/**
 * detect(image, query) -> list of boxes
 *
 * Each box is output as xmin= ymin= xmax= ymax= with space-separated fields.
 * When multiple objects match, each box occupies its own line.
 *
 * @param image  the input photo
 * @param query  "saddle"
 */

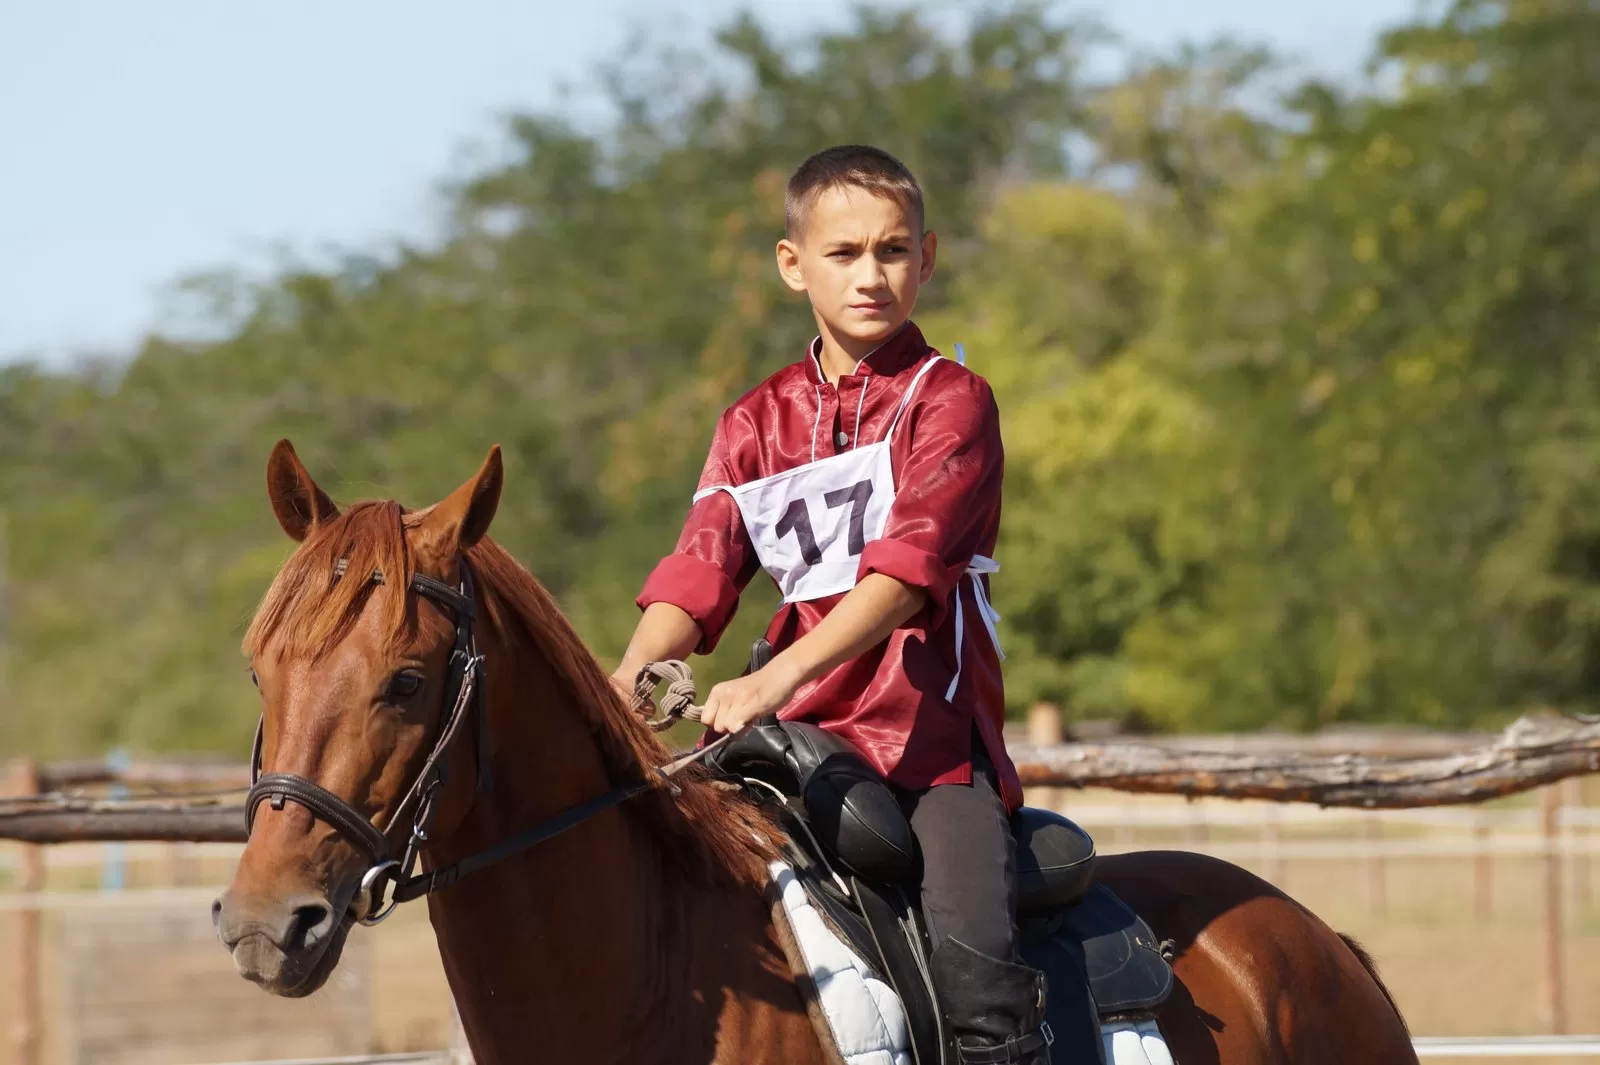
xmin=706 ymin=711 xmax=1174 ymax=1065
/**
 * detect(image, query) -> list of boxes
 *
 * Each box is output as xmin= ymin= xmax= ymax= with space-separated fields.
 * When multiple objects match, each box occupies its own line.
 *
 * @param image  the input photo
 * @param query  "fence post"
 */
xmin=1263 ymin=804 xmax=1284 ymax=888
xmin=1562 ymin=777 xmax=1588 ymax=914
xmin=1541 ymin=784 xmax=1566 ymax=1034
xmin=1474 ymin=813 xmax=1493 ymax=919
xmin=1365 ymin=813 xmax=1385 ymax=914
xmin=1026 ymin=703 xmax=1063 ymax=812
xmin=7 ymin=758 xmax=43 ymax=1065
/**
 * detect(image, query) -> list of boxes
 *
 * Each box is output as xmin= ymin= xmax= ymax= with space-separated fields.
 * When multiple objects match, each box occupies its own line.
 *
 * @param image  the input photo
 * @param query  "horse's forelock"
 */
xmin=243 ymin=500 xmax=416 ymax=663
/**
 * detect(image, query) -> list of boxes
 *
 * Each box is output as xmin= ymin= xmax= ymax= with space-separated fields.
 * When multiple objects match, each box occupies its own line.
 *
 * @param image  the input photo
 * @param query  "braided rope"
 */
xmin=632 ymin=660 xmax=704 ymax=732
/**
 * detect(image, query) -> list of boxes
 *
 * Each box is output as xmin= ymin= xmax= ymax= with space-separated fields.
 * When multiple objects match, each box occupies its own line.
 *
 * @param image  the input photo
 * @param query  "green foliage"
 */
xmin=4 ymin=1 xmax=1599 ymax=755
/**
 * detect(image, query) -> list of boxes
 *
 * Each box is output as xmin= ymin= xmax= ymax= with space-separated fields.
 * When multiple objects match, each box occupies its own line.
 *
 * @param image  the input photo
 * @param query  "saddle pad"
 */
xmin=771 ymin=860 xmax=913 ymax=1065
xmin=1101 ymin=1020 xmax=1175 ymax=1065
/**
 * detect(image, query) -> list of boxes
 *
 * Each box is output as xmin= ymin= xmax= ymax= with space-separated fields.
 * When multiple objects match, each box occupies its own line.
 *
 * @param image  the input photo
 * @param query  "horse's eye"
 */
xmin=387 ymin=672 xmax=424 ymax=699
xmin=249 ymin=668 xmax=259 ymax=689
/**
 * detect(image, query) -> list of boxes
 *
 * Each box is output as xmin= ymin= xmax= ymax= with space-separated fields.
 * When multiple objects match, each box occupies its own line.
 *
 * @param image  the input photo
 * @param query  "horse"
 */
xmin=213 ymin=439 xmax=1418 ymax=1065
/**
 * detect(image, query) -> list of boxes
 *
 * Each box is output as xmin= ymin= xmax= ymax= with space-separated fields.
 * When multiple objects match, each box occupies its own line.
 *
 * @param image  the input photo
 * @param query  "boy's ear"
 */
xmin=919 ymin=230 xmax=938 ymax=285
xmin=775 ymin=238 xmax=808 ymax=294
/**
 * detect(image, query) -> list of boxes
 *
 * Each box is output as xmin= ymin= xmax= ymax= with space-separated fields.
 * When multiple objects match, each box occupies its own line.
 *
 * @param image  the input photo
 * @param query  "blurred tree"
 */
xmin=6 ymin=0 xmax=1600 ymax=756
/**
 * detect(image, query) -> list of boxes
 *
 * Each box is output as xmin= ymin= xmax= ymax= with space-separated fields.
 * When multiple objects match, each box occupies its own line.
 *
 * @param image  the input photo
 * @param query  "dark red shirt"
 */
xmin=636 ymin=321 xmax=1021 ymax=811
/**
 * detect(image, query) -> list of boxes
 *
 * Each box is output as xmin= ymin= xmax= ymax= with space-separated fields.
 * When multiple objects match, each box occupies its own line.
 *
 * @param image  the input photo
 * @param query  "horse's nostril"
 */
xmin=211 ymin=897 xmax=223 ymax=927
xmin=287 ymin=901 xmax=334 ymax=950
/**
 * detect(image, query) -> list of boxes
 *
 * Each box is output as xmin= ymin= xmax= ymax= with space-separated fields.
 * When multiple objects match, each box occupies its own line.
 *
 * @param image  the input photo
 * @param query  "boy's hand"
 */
xmin=699 ymin=662 xmax=802 ymax=734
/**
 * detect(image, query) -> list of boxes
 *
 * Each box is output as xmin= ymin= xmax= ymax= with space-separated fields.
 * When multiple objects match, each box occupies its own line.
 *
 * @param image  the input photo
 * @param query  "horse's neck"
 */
xmin=421 ymin=636 xmax=753 ymax=1064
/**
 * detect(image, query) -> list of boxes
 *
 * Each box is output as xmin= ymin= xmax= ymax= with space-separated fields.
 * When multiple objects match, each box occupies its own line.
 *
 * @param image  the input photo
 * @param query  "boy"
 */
xmin=613 ymin=145 xmax=1050 ymax=1064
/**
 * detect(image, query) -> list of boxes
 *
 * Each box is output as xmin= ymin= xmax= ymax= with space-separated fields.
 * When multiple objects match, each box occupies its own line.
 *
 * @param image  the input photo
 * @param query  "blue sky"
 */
xmin=0 ymin=0 xmax=1424 ymax=365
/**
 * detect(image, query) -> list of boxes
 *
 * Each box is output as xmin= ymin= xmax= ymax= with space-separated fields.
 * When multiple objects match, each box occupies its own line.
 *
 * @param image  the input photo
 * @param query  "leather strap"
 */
xmin=390 ymin=779 xmax=651 ymax=902
xmin=247 ymin=772 xmax=392 ymax=862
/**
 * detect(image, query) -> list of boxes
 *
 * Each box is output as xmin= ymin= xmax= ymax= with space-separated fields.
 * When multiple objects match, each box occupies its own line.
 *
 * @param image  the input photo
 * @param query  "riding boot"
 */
xmin=930 ymin=936 xmax=1053 ymax=1065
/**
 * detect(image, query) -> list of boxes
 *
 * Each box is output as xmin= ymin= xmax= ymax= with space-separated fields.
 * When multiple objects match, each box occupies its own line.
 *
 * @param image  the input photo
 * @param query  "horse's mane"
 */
xmin=243 ymin=500 xmax=776 ymax=887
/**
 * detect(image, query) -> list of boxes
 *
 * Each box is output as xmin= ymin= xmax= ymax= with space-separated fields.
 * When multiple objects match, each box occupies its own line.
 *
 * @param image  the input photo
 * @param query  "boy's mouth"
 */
xmin=850 ymin=300 xmax=893 ymax=315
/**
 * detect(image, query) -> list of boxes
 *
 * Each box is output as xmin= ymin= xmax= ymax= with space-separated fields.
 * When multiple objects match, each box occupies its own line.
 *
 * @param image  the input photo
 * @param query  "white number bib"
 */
xmin=695 ymin=354 xmax=1004 ymax=698
xmin=695 ymin=357 xmax=939 ymax=603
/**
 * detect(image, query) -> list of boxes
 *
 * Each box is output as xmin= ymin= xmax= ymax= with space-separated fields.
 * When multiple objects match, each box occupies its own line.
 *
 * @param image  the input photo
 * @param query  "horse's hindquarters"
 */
xmin=1092 ymin=850 xmax=1419 ymax=1064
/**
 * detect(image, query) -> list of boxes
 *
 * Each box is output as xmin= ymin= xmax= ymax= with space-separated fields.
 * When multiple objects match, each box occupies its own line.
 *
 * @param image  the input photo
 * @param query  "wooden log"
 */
xmin=0 ymin=801 xmax=246 ymax=844
xmin=37 ymin=759 xmax=249 ymax=793
xmin=5 ymin=711 xmax=1600 ymax=844
xmin=1007 ymin=710 xmax=1600 ymax=809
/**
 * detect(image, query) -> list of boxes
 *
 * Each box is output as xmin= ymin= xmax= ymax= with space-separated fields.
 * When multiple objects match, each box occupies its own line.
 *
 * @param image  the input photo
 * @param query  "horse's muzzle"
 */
xmin=212 ymin=887 xmax=350 ymax=997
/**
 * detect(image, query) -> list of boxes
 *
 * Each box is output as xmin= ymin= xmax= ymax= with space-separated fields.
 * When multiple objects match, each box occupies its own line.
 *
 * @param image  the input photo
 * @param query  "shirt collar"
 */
xmin=804 ymin=321 xmax=929 ymax=384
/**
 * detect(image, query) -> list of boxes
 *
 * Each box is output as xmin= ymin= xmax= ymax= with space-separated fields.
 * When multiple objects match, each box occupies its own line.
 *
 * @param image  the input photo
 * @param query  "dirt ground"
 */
xmin=3 ymin=788 xmax=1598 ymax=1065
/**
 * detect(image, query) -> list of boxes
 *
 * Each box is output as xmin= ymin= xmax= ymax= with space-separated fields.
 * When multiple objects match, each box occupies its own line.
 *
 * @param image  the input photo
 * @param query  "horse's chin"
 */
xmin=230 ymin=918 xmax=352 ymax=999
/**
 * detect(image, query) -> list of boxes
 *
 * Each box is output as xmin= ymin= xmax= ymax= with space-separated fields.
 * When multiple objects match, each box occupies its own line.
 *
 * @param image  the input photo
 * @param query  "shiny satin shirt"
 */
xmin=636 ymin=321 xmax=1022 ymax=810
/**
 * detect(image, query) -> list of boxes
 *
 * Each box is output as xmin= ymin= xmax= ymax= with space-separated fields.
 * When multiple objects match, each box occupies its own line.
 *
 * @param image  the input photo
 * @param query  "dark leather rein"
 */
xmin=244 ymin=559 xmax=708 ymax=925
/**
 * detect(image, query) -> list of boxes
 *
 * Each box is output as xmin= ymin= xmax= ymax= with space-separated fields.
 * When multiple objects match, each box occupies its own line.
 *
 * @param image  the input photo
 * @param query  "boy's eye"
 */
xmin=387 ymin=672 xmax=424 ymax=699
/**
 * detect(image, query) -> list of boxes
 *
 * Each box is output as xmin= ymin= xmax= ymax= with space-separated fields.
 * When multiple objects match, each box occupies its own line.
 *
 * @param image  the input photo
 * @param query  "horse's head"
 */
xmin=213 ymin=439 xmax=502 ymax=996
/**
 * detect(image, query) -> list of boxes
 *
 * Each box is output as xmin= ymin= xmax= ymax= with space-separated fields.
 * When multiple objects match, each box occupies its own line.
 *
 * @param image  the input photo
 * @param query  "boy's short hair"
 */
xmin=784 ymin=145 xmax=925 ymax=240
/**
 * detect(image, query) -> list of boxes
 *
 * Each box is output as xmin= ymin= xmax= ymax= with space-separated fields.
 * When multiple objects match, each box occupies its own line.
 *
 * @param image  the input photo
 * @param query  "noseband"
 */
xmin=244 ymin=557 xmax=715 ymax=925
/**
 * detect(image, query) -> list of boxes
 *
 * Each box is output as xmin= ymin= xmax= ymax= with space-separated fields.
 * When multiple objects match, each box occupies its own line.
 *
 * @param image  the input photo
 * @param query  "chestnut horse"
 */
xmin=214 ymin=440 xmax=1417 ymax=1065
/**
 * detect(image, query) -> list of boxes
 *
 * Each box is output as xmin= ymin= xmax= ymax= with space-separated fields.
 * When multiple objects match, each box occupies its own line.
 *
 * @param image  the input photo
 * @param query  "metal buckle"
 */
xmin=1041 ymin=1022 xmax=1054 ymax=1047
xmin=354 ymin=859 xmax=402 ymax=926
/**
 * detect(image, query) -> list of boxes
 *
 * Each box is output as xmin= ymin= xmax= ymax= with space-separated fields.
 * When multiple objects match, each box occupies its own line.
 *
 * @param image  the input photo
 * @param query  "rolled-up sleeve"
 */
xmin=636 ymin=410 xmax=760 ymax=653
xmin=858 ymin=368 xmax=1003 ymax=627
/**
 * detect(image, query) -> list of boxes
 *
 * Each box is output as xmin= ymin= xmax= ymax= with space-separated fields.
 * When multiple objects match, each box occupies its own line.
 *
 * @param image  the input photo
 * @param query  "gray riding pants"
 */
xmin=893 ymin=737 xmax=1020 ymax=963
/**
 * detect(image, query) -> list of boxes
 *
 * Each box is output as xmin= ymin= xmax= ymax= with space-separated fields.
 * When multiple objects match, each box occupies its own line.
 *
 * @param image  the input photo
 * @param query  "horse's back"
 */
xmin=1094 ymin=850 xmax=1417 ymax=1065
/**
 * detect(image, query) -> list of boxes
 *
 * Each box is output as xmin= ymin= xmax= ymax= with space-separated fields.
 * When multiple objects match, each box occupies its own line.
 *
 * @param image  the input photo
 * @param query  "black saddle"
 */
xmin=707 ymin=714 xmax=1173 ymax=1065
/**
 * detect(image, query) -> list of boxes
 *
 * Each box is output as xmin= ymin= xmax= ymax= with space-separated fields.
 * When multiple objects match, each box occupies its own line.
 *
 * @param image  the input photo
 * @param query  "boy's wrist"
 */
xmin=766 ymin=651 xmax=811 ymax=695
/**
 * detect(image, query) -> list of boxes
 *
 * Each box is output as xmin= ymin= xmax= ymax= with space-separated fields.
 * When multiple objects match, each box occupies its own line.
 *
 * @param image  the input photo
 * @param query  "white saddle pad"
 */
xmin=768 ymin=860 xmax=1176 ymax=1065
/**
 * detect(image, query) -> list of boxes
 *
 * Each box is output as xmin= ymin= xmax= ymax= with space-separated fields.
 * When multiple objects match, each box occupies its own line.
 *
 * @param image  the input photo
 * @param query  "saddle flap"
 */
xmin=1060 ymin=883 xmax=1174 ymax=1016
xmin=709 ymin=719 xmax=917 ymax=883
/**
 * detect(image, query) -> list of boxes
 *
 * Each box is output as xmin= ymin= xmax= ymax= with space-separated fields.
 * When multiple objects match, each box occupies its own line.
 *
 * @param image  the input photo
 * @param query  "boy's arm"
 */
xmin=698 ymin=572 xmax=923 ymax=732
xmin=701 ymin=365 xmax=1004 ymax=732
xmin=611 ymin=410 xmax=760 ymax=692
xmin=611 ymin=601 xmax=704 ymax=693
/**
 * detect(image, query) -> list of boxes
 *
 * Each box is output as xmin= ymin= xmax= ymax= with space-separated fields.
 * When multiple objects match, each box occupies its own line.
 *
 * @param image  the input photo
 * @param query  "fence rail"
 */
xmin=1413 ymin=1034 xmax=1600 ymax=1057
xmin=6 ymin=710 xmax=1600 ymax=846
xmin=175 ymin=1034 xmax=1600 ymax=1063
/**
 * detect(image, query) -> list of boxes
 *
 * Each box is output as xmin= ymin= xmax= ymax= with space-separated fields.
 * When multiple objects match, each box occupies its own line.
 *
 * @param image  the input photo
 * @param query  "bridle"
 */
xmin=245 ymin=558 xmax=714 ymax=926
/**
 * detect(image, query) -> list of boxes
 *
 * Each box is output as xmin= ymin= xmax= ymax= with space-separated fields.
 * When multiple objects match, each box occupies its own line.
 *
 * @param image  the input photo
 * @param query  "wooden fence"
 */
xmin=5 ymin=708 xmax=1600 ymax=1065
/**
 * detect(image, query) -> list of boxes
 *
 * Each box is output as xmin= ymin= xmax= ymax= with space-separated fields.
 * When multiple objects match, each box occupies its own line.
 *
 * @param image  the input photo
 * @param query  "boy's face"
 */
xmin=776 ymin=185 xmax=937 ymax=353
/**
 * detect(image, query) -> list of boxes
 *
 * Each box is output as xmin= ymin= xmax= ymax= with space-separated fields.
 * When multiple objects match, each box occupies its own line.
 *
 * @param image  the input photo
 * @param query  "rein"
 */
xmin=244 ymin=560 xmax=716 ymax=924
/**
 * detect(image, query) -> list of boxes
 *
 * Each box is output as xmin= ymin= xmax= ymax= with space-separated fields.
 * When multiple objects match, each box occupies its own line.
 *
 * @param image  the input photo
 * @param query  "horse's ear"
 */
xmin=417 ymin=446 xmax=503 ymax=559
xmin=266 ymin=438 xmax=339 ymax=542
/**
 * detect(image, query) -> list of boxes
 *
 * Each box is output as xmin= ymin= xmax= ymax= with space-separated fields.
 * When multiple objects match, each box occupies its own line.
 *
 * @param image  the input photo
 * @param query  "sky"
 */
xmin=0 ymin=0 xmax=1425 ymax=365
